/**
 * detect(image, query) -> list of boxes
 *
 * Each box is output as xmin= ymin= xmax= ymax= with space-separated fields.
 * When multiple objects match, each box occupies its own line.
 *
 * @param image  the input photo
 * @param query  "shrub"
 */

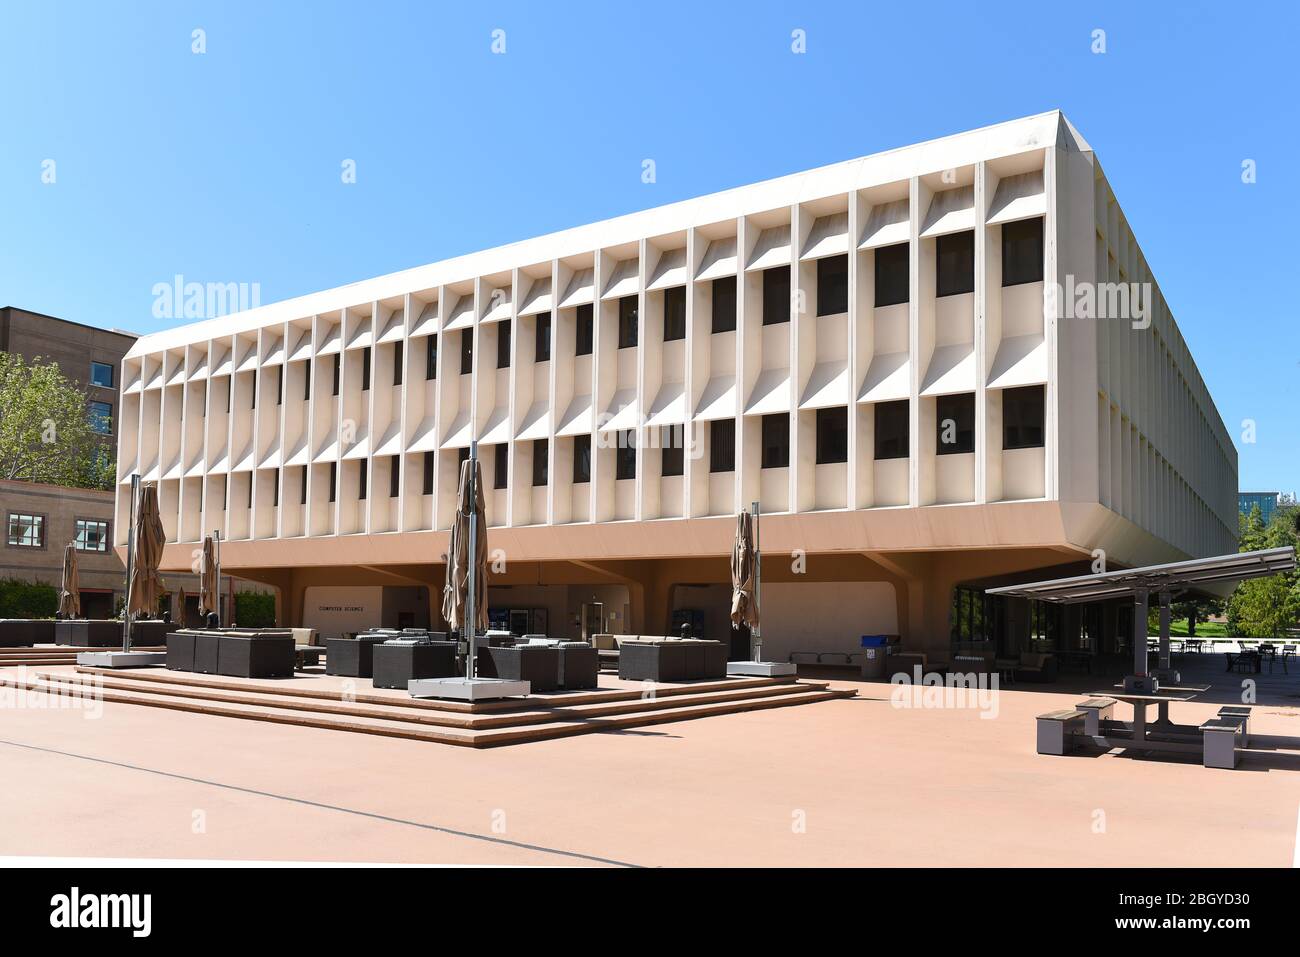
xmin=234 ymin=590 xmax=276 ymax=628
xmin=0 ymin=578 xmax=59 ymax=618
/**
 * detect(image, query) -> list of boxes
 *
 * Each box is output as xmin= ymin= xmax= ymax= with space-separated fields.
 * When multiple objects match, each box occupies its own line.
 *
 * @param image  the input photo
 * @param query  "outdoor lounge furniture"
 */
xmin=0 ymin=619 xmax=53 ymax=647
xmin=371 ymin=640 xmax=458 ymax=689
xmin=292 ymin=627 xmax=325 ymax=669
xmin=167 ymin=629 xmax=295 ymax=677
xmin=477 ymin=644 xmax=561 ymax=691
xmin=325 ymin=634 xmax=391 ymax=678
xmin=1200 ymin=712 xmax=1248 ymax=769
xmin=591 ymin=633 xmax=629 ymax=668
xmin=617 ymin=637 xmax=727 ymax=682
xmin=1013 ymin=652 xmax=1057 ymax=683
xmin=55 ymin=619 xmax=173 ymax=647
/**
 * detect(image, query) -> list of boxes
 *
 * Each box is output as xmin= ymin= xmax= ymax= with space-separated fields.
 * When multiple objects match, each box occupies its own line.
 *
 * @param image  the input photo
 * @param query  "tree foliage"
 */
xmin=1225 ymin=505 xmax=1300 ymax=639
xmin=0 ymin=352 xmax=114 ymax=490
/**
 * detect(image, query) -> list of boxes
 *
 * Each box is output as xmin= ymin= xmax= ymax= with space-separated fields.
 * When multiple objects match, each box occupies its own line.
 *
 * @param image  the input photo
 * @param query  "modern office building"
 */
xmin=117 ymin=112 xmax=1237 ymax=662
xmin=1238 ymin=491 xmax=1280 ymax=526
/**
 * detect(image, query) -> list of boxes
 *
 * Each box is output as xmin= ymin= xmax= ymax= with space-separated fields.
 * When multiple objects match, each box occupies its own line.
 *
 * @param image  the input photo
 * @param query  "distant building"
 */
xmin=0 ymin=307 xmax=254 ymax=622
xmin=1238 ymin=491 xmax=1280 ymax=526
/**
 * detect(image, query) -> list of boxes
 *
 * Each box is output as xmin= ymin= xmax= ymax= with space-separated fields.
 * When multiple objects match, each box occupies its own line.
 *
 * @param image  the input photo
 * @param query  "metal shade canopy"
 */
xmin=985 ymin=547 xmax=1296 ymax=604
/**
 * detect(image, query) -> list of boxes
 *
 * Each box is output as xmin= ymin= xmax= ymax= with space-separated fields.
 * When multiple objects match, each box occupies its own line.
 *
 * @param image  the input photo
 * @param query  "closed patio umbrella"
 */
xmin=58 ymin=543 xmax=80 ymax=619
xmin=441 ymin=453 xmax=488 ymax=672
xmin=198 ymin=536 xmax=217 ymax=620
xmin=730 ymin=509 xmax=760 ymax=658
xmin=126 ymin=484 xmax=167 ymax=620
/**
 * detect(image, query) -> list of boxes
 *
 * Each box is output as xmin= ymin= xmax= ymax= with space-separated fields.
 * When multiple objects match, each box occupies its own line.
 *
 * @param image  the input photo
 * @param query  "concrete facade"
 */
xmin=115 ymin=113 xmax=1237 ymax=655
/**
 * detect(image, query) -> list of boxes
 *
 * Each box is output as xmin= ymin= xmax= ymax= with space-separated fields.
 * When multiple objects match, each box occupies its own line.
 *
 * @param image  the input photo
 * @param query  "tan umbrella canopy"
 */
xmin=58 ymin=543 xmax=80 ymax=619
xmin=126 ymin=484 xmax=167 ymax=618
xmin=730 ymin=510 xmax=759 ymax=632
xmin=197 ymin=536 xmax=217 ymax=619
xmin=441 ymin=456 xmax=488 ymax=635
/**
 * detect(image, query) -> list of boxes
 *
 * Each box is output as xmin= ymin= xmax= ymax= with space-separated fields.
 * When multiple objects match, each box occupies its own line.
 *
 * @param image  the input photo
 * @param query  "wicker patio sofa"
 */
xmin=55 ymin=618 xmax=174 ymax=648
xmin=617 ymin=637 xmax=727 ymax=682
xmin=0 ymin=619 xmax=53 ymax=647
xmin=371 ymin=640 xmax=458 ymax=689
xmin=167 ymin=628 xmax=295 ymax=678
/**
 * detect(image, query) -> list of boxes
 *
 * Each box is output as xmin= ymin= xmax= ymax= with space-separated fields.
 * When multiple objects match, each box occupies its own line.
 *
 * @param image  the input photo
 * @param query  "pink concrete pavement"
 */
xmin=2 ymin=676 xmax=1299 ymax=866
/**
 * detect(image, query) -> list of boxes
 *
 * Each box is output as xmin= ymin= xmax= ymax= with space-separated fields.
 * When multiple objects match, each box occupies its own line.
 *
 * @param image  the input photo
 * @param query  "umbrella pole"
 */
xmin=122 ymin=474 xmax=139 ymax=653
xmin=752 ymin=500 xmax=761 ymax=664
xmin=466 ymin=442 xmax=478 ymax=680
xmin=214 ymin=529 xmax=222 ymax=627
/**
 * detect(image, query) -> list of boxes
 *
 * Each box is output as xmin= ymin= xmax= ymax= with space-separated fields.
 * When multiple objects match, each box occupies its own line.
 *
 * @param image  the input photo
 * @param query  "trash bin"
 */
xmin=860 ymin=635 xmax=889 ymax=679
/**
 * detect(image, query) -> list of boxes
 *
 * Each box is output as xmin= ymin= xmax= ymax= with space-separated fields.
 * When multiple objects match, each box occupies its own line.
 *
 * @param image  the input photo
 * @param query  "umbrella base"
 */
xmin=76 ymin=651 xmax=166 ymax=669
xmin=407 ymin=677 xmax=531 ymax=701
xmin=727 ymin=660 xmax=797 ymax=677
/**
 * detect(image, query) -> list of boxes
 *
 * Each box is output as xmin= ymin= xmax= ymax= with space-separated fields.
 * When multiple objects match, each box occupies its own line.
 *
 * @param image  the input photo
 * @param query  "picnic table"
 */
xmin=1086 ymin=683 xmax=1213 ymax=755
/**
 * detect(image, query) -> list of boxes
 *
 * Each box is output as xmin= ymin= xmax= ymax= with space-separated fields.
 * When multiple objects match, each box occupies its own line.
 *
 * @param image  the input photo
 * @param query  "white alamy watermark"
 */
xmin=889 ymin=665 xmax=1000 ymax=720
xmin=1047 ymin=275 xmax=1152 ymax=329
xmin=50 ymin=887 xmax=151 ymax=937
xmin=152 ymin=274 xmax=261 ymax=320
xmin=0 ymin=667 xmax=103 ymax=719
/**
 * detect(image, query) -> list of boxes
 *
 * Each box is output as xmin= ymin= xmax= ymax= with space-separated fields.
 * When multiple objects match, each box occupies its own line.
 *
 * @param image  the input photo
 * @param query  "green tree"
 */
xmin=0 ymin=352 xmax=114 ymax=490
xmin=1226 ymin=506 xmax=1300 ymax=638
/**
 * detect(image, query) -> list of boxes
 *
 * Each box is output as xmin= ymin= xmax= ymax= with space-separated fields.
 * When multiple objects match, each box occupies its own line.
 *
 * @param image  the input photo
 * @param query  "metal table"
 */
xmin=1087 ymin=684 xmax=1211 ymax=755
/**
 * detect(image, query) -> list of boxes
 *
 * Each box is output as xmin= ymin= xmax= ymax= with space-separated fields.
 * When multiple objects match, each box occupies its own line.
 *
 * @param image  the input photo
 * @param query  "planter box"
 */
xmin=0 ymin=619 xmax=53 ymax=647
xmin=216 ymin=634 xmax=295 ymax=678
xmin=618 ymin=639 xmax=727 ymax=682
xmin=166 ymin=631 xmax=197 ymax=671
xmin=477 ymin=645 xmax=561 ymax=691
xmin=371 ymin=641 xmax=458 ymax=689
xmin=325 ymin=635 xmax=391 ymax=678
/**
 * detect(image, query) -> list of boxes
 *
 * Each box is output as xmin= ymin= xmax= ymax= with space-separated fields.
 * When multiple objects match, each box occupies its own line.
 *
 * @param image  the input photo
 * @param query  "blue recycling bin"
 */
xmin=860 ymin=635 xmax=889 ymax=678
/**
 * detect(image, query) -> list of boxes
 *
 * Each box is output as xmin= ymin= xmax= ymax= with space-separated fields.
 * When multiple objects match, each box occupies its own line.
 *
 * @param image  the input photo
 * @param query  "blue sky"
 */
xmin=0 ymin=1 xmax=1295 ymax=492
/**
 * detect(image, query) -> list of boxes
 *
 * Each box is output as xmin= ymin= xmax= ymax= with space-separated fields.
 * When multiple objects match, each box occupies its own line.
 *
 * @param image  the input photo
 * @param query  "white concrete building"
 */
xmin=117 ymin=112 xmax=1237 ymax=664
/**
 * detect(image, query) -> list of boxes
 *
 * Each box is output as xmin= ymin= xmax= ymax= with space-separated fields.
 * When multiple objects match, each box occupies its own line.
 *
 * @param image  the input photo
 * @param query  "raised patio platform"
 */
xmin=11 ymin=666 xmax=856 ymax=748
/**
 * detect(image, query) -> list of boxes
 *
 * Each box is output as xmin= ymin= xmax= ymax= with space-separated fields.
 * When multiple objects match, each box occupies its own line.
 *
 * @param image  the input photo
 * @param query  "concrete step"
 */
xmin=24 ymin=670 xmax=855 ymax=748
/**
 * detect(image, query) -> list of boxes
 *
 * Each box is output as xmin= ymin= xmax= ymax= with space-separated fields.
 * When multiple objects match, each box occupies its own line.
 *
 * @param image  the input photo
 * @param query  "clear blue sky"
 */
xmin=1 ymin=2 xmax=1295 ymax=492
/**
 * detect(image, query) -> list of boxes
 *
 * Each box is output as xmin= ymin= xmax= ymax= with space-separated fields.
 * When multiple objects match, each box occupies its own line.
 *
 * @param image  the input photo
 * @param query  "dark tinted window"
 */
xmin=663 ymin=287 xmax=686 ymax=341
xmin=936 ymin=393 xmax=975 ymax=455
xmin=332 ymin=355 xmax=340 ymax=396
xmin=762 ymin=266 xmax=790 ymax=325
xmin=301 ymin=467 xmax=308 ymax=504
xmin=389 ymin=457 xmax=400 ymax=497
xmin=761 ymin=413 xmax=789 ymax=469
xmin=661 ymin=425 xmax=684 ymax=477
xmin=710 ymin=418 xmax=735 ymax=472
xmin=460 ymin=330 xmax=473 ymax=375
xmin=575 ymin=304 xmax=593 ymax=355
xmin=874 ymin=400 xmax=909 ymax=460
xmin=875 ymin=243 xmax=909 ymax=307
xmin=532 ymin=439 xmax=549 ymax=486
xmin=393 ymin=342 xmax=403 ymax=386
xmin=328 ymin=463 xmax=337 ymax=502
xmin=497 ymin=321 xmax=511 ymax=368
xmin=616 ymin=430 xmax=636 ymax=479
xmin=535 ymin=312 xmax=551 ymax=362
xmin=711 ymin=276 xmax=736 ymax=333
xmin=816 ymin=255 xmax=848 ymax=316
xmin=361 ymin=347 xmax=371 ymax=391
xmin=1002 ymin=385 xmax=1045 ymax=450
xmin=573 ymin=434 xmax=591 ymax=483
xmin=815 ymin=407 xmax=848 ymax=464
xmin=1002 ymin=217 xmax=1043 ymax=287
xmin=90 ymin=361 xmax=114 ymax=388
xmin=936 ymin=231 xmax=975 ymax=297
xmin=425 ymin=335 xmax=438 ymax=380
xmin=618 ymin=297 xmax=638 ymax=348
xmin=494 ymin=445 xmax=508 ymax=489
xmin=422 ymin=451 xmax=434 ymax=495
xmin=358 ymin=462 xmax=367 ymax=500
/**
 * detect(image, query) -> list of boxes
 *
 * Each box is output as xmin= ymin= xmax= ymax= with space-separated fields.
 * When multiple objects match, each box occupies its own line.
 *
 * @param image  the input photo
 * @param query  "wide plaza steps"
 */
xmin=0 ymin=646 xmax=166 ymax=668
xmin=19 ymin=666 xmax=856 ymax=748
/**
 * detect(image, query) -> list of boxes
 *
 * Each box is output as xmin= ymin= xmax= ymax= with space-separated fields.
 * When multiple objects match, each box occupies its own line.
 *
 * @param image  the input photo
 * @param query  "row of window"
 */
xmin=228 ymin=385 xmax=1044 ymax=510
xmin=147 ymin=220 xmax=1046 ymax=418
xmin=6 ymin=514 xmax=108 ymax=551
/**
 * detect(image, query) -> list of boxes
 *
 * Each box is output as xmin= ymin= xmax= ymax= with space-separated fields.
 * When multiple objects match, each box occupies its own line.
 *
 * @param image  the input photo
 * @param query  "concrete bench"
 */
xmin=1200 ymin=714 xmax=1247 ymax=769
xmin=1075 ymin=696 xmax=1117 ymax=735
xmin=1036 ymin=709 xmax=1086 ymax=756
xmin=1218 ymin=705 xmax=1251 ymax=746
